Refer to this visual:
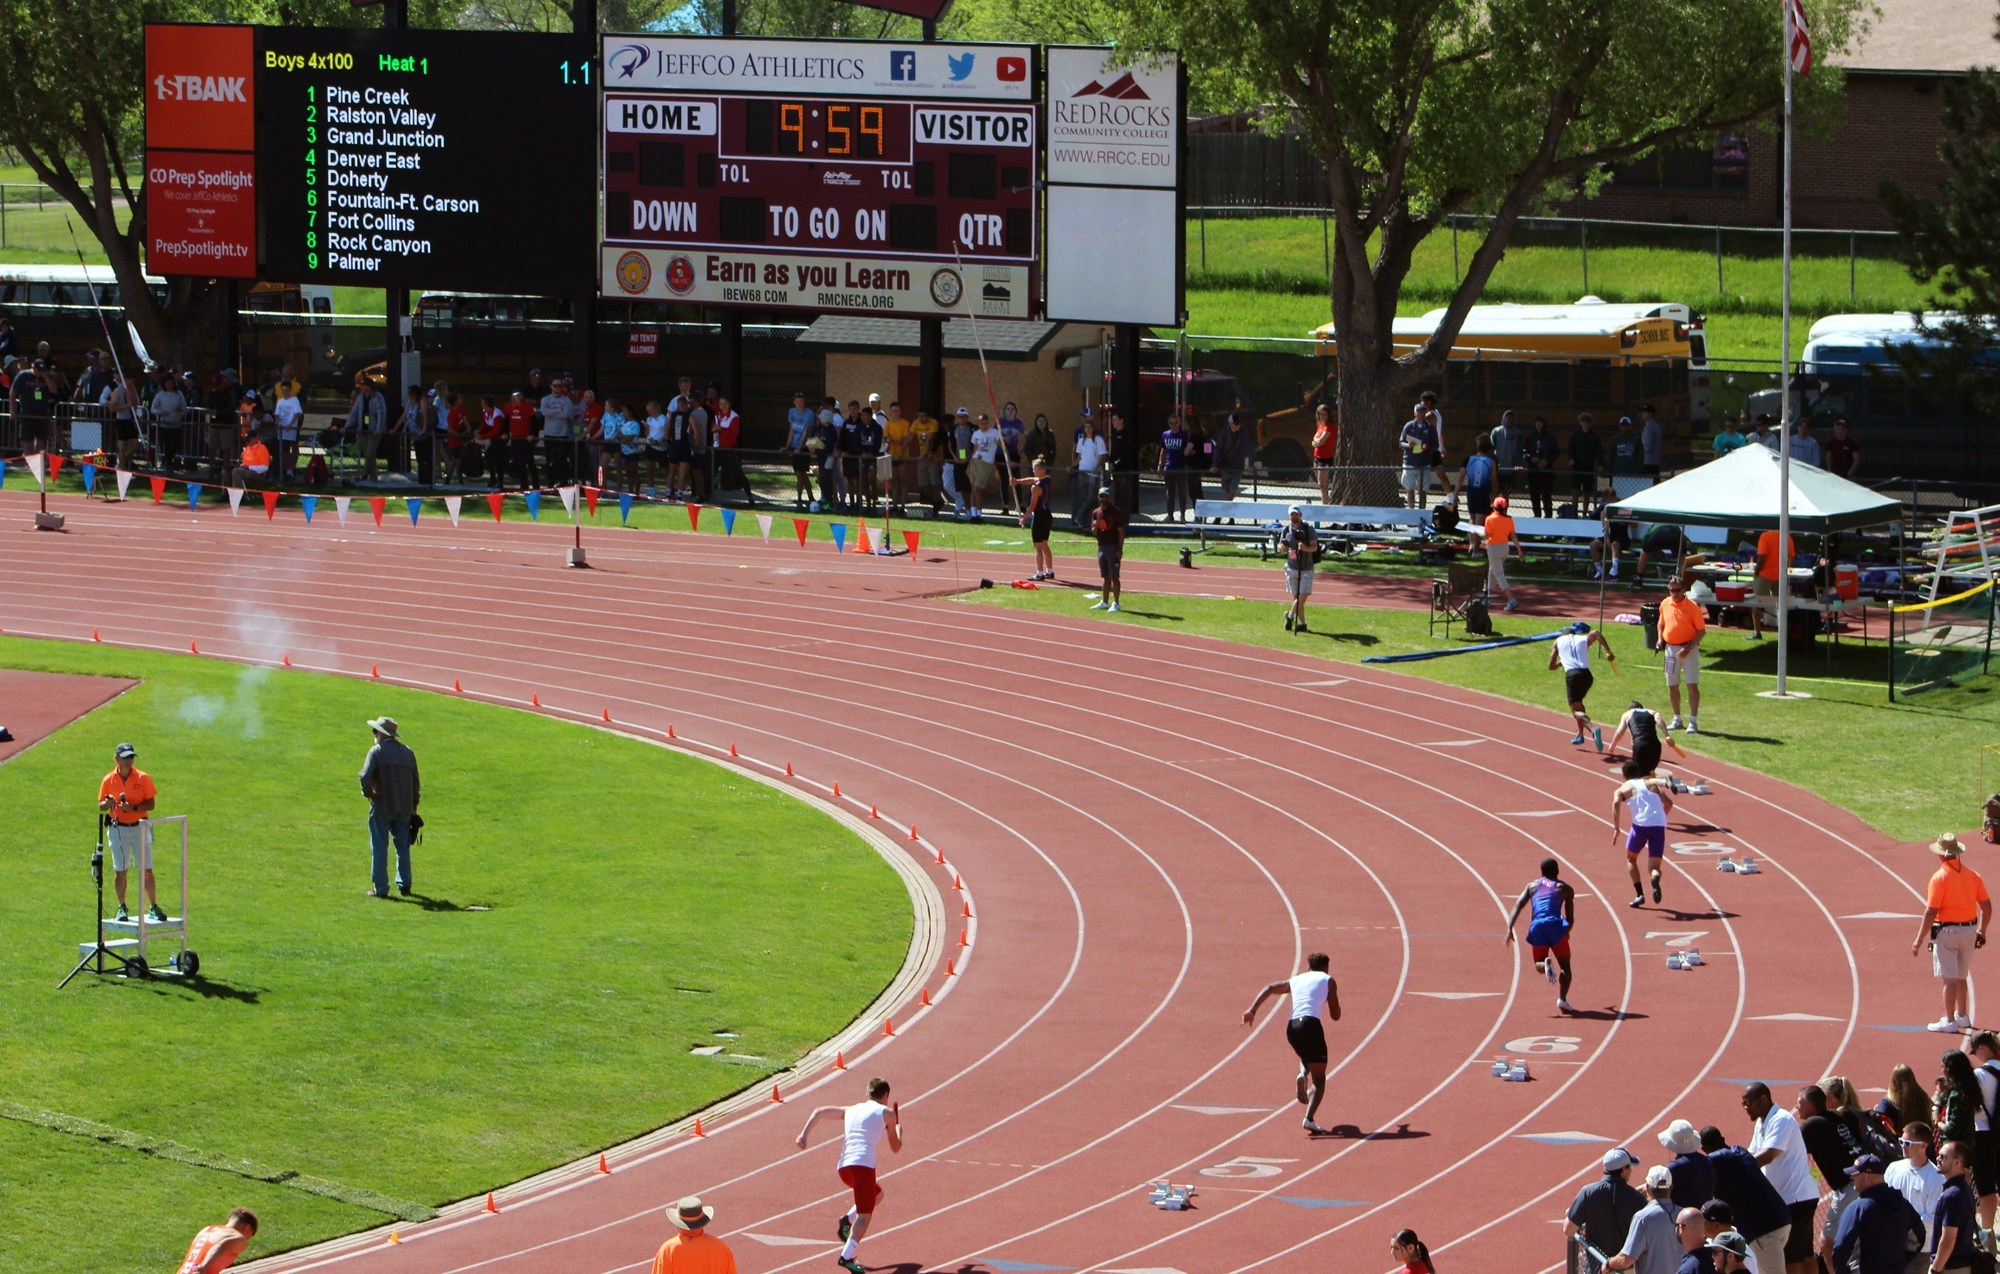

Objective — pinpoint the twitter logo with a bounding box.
[947,52,974,81]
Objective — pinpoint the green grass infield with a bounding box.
[962,585,2000,845]
[0,637,910,1271]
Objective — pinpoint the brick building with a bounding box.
[1565,0,1990,231]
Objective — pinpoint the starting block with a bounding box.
[1146,1182,1196,1211]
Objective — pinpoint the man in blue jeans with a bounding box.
[360,716,421,898]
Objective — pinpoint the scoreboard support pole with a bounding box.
[573,0,600,442]
[213,281,239,388]
[1112,324,1141,512]
[382,0,410,474]
[919,319,943,435]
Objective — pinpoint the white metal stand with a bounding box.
[79,815,199,978]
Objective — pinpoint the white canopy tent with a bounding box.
[1603,444,1901,533]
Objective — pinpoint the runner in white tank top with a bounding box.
[797,1077,904,1273]
[1244,953,1342,1135]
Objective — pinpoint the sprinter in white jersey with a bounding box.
[796,1076,903,1273]
[1243,952,1343,1135]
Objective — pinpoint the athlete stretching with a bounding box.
[1506,857,1578,1014]
[796,1076,903,1274]
[1243,952,1343,1135]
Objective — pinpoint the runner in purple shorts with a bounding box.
[1610,761,1675,909]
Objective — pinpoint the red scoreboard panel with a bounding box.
[599,37,1036,319]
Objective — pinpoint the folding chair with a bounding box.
[1429,560,1490,636]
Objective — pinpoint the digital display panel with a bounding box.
[253,28,597,293]
[598,37,1037,318]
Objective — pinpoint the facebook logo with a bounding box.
[889,50,916,81]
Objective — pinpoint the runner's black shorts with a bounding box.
[1564,668,1594,706]
[1285,1016,1328,1065]
[1030,509,1052,543]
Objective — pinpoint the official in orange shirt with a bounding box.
[232,436,272,489]
[97,741,162,923]
[1656,574,1707,732]
[176,1208,257,1274]
[652,1196,738,1274]
[1914,833,1992,1033]
[1751,528,1794,639]
[1476,496,1522,612]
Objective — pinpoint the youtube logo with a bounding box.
[997,55,1026,81]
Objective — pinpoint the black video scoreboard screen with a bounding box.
[255,28,596,294]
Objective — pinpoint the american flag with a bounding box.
[1786,0,1813,75]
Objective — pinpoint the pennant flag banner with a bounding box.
[228,487,246,516]
[585,486,600,516]
[756,513,773,543]
[487,492,504,523]
[368,497,385,527]
[116,468,134,500]
[263,490,280,521]
[149,476,166,504]
[687,503,702,532]
[558,485,578,518]
[793,517,810,547]
[187,483,203,511]
[831,523,847,553]
[618,492,634,523]
[300,495,317,524]
[721,507,736,536]
[24,452,45,487]
[406,498,422,526]
[47,453,64,481]
[336,496,352,527]
[80,463,96,494]
[903,529,921,556]
[524,491,540,521]
[444,495,462,527]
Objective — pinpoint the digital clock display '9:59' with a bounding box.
[742,99,889,159]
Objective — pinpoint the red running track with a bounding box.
[0,492,1957,1274]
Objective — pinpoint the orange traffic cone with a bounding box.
[770,1084,783,1103]
[484,1192,499,1214]
[387,1229,400,1244]
[834,1050,847,1070]
[453,678,462,693]
[282,653,292,667]
[935,845,946,866]
[921,987,932,1006]
[869,803,879,819]
[883,1017,895,1037]
[91,629,101,642]
[596,1153,611,1175]
[667,723,676,739]
[961,901,974,919]
[370,663,380,679]
[832,781,841,799]
[952,872,963,891]
[190,640,199,654]
[785,761,794,777]
[945,958,957,977]
[958,928,970,948]
[532,692,541,708]
[729,742,738,757]
[908,824,919,841]
[602,708,611,723]
[691,1117,705,1137]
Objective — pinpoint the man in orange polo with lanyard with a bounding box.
[1915,833,1992,1034]
[1657,573,1707,732]
[97,741,163,923]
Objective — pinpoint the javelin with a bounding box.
[64,218,134,397]
[950,241,1018,513]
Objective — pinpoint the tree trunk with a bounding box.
[1329,340,1404,505]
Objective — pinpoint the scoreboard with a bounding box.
[145,24,596,295]
[599,37,1037,319]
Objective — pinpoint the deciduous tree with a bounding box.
[1122,0,1861,482]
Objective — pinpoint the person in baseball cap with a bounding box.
[651,1195,736,1271]
[1704,1229,1749,1272]
[98,740,162,922]
[1564,1148,1644,1250]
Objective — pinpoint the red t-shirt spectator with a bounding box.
[580,402,605,441]
[478,406,503,443]
[505,400,534,438]
[713,411,740,448]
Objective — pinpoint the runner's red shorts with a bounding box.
[839,1164,881,1211]
[1530,937,1571,961]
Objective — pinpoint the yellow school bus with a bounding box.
[1258,298,1709,469]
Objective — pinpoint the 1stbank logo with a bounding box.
[154,72,245,102]
[1070,72,1149,100]
[889,50,916,81]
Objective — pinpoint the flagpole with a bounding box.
[1775,0,1796,697]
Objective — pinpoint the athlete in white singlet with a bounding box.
[1243,952,1343,1135]
[796,1076,904,1273]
